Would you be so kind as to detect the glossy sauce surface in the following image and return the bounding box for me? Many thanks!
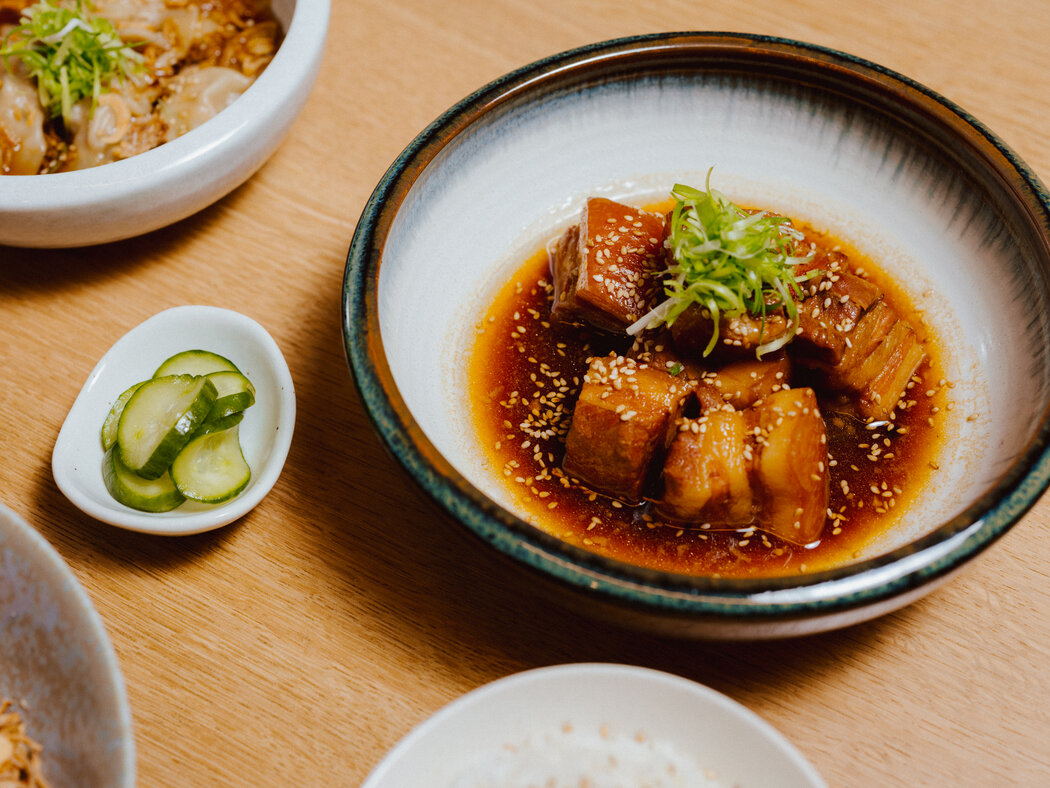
[469,218,949,578]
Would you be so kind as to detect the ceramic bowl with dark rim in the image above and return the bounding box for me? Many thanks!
[342,33,1050,639]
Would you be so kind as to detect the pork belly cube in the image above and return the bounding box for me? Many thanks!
[792,277,927,419]
[708,353,791,410]
[549,198,666,332]
[563,354,692,501]
[857,323,926,420]
[828,300,899,380]
[748,388,829,545]
[823,300,926,418]
[670,302,791,361]
[657,410,754,524]
[795,272,883,366]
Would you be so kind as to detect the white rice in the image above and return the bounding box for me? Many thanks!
[449,721,727,788]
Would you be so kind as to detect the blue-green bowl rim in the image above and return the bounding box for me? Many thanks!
[342,31,1050,621]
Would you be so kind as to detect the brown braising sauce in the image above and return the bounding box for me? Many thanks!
[468,212,949,578]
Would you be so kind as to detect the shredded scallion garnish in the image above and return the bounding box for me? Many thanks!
[627,171,819,357]
[0,0,143,124]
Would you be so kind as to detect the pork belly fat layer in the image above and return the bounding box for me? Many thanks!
[549,223,582,318]
[549,198,665,332]
[658,410,754,524]
[563,355,692,502]
[859,324,926,420]
[747,387,830,545]
[831,301,899,388]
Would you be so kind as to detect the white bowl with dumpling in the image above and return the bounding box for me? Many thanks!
[0,0,328,248]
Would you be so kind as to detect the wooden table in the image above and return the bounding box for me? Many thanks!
[3,0,1049,785]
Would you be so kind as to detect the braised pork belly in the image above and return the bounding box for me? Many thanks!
[550,200,917,542]
[795,267,926,421]
[563,355,693,502]
[550,197,666,331]
[660,407,754,527]
[469,191,948,577]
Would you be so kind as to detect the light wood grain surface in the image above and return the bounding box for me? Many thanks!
[2,0,1050,785]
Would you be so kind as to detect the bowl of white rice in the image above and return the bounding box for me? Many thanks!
[361,663,825,788]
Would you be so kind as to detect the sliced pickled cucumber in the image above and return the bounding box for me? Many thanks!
[100,381,144,451]
[102,446,185,513]
[153,349,239,378]
[102,348,257,512]
[117,374,217,480]
[205,370,256,419]
[198,411,244,436]
[171,424,251,503]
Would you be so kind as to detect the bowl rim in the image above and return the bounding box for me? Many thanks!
[361,662,826,787]
[343,31,1050,621]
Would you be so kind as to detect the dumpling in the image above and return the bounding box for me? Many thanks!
[159,65,252,140]
[0,66,46,175]
[64,93,129,170]
[64,78,165,170]
[91,0,212,72]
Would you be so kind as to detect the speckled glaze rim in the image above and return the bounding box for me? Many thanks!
[0,501,136,786]
[343,32,1050,624]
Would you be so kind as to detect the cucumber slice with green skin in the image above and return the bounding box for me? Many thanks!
[197,410,244,436]
[205,370,255,419]
[100,381,144,451]
[171,423,251,503]
[153,349,239,378]
[117,374,218,480]
[102,446,185,513]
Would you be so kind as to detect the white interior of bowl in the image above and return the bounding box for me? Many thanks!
[0,0,328,247]
[0,502,134,787]
[378,70,1047,561]
[362,664,824,788]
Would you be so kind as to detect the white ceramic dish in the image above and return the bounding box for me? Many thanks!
[0,0,329,248]
[53,305,295,535]
[345,33,1050,638]
[0,500,135,786]
[362,663,825,788]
